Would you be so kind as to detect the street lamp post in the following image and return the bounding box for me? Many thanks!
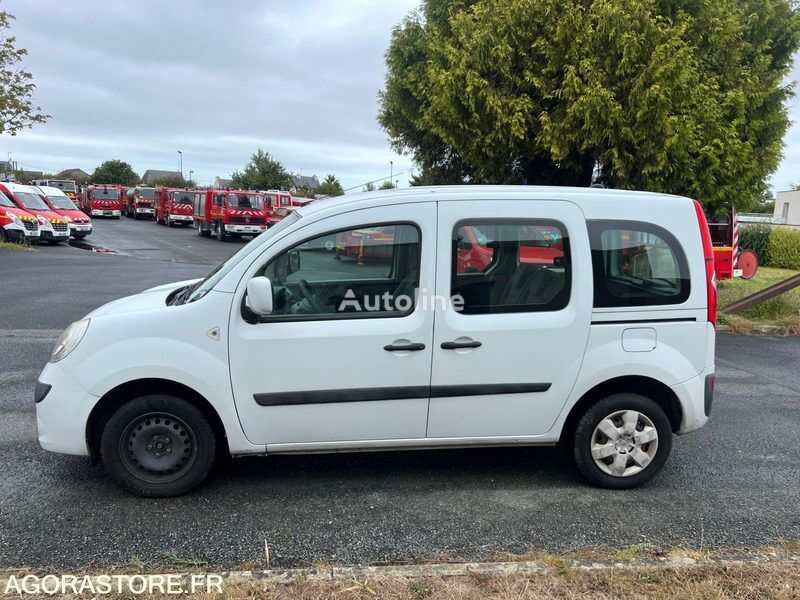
[178,151,183,179]
[389,161,393,188]
[189,170,194,186]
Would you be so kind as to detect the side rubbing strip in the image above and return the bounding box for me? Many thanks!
[254,383,551,406]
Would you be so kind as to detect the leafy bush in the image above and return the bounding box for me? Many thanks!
[738,223,773,266]
[768,227,800,270]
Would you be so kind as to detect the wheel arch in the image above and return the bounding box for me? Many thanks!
[86,378,229,458]
[562,375,682,443]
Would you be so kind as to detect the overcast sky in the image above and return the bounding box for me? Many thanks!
[1,0,799,194]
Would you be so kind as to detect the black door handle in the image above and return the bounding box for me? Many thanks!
[441,340,482,350]
[384,342,426,352]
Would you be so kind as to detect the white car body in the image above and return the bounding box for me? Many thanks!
[35,186,715,491]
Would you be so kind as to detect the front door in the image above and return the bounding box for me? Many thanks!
[229,204,437,447]
[427,200,592,439]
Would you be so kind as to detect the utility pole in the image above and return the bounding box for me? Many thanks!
[178,150,183,179]
[189,170,194,185]
[389,161,393,188]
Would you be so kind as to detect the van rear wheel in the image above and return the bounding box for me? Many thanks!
[573,393,671,489]
[100,395,216,497]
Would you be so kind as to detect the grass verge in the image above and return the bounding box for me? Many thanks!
[718,266,800,334]
[0,240,35,251]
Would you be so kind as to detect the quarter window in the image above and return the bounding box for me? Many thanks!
[451,220,571,314]
[255,223,421,320]
[588,221,690,307]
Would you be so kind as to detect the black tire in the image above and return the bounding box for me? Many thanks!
[100,395,217,497]
[573,393,672,489]
[216,221,227,242]
[167,216,174,228]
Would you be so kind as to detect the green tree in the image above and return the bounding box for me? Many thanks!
[379,0,800,211]
[231,149,292,191]
[148,175,196,188]
[90,160,140,186]
[317,174,344,196]
[0,4,49,135]
[378,180,395,190]
[362,181,376,192]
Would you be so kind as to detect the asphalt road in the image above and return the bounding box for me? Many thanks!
[0,217,798,570]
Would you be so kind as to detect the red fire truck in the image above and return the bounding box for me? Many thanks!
[192,189,267,241]
[124,186,156,219]
[156,188,194,227]
[705,206,758,280]
[81,185,124,218]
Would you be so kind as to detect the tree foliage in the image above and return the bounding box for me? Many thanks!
[231,149,292,191]
[317,174,344,196]
[362,181,376,192]
[90,160,140,186]
[378,180,396,190]
[379,0,800,211]
[0,5,49,136]
[149,175,195,188]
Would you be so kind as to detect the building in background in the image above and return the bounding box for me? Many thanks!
[291,174,319,193]
[142,170,183,185]
[774,190,800,226]
[214,176,232,189]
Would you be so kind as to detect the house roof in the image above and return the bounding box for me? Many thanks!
[142,170,183,183]
[291,175,320,190]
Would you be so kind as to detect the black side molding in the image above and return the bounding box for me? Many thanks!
[591,317,697,325]
[34,381,52,404]
[254,383,551,407]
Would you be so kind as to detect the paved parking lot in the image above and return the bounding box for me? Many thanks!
[0,218,798,569]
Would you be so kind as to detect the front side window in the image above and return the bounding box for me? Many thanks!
[452,219,570,314]
[0,190,14,208]
[588,220,689,307]
[255,223,420,320]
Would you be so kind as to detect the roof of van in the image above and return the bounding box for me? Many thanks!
[296,185,689,218]
[0,182,43,195]
[36,185,68,196]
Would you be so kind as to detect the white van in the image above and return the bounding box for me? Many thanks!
[35,186,716,496]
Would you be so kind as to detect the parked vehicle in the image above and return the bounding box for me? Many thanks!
[124,187,156,219]
[35,186,716,496]
[30,179,80,204]
[266,205,296,228]
[0,182,70,244]
[0,186,40,243]
[155,188,194,227]
[36,185,93,239]
[705,206,758,280]
[193,189,267,241]
[81,185,124,218]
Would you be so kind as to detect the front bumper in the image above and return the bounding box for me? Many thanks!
[40,229,70,241]
[3,223,40,242]
[35,361,98,456]
[69,223,93,236]
[136,207,155,214]
[168,214,193,222]
[225,224,266,234]
[90,209,121,217]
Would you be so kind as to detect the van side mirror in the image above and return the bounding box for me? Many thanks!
[246,277,273,316]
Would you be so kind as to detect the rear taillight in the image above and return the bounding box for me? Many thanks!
[693,200,717,325]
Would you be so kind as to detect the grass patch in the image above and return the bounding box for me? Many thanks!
[0,240,35,251]
[718,266,800,333]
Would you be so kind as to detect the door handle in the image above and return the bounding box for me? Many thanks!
[383,342,426,352]
[441,340,482,350]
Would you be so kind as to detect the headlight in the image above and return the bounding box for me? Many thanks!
[6,211,23,226]
[50,319,90,363]
[63,215,73,222]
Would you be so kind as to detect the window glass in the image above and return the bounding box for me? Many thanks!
[589,221,689,307]
[452,220,570,314]
[0,190,16,208]
[257,223,420,319]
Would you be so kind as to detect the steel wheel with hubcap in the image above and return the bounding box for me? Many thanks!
[100,395,216,497]
[573,393,671,489]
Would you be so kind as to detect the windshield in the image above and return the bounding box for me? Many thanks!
[49,180,77,193]
[47,195,78,210]
[185,211,301,304]
[138,188,156,199]
[228,193,264,209]
[173,192,193,205]
[92,189,120,200]
[15,191,49,211]
[0,190,14,208]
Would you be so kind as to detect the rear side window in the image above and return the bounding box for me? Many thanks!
[451,220,570,314]
[588,220,689,307]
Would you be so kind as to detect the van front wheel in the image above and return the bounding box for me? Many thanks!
[573,393,672,489]
[100,395,217,497]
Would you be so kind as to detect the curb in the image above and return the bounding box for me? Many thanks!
[4,553,797,590]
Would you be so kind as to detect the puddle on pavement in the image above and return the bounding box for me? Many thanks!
[68,239,121,254]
